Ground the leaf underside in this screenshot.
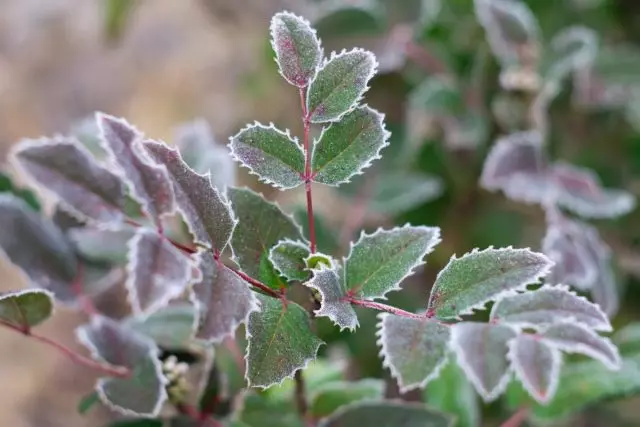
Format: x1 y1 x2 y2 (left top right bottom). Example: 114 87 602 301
305 265 358 331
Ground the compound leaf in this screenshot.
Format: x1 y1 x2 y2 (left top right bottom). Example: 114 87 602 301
270 11 323 88
126 229 193 317
307 49 377 123
11 137 126 223
143 140 236 250
68 226 134 265
124 303 196 350
377 313 450 392
191 252 260 343
229 123 304 190
76 316 167 417
541 321 621 369
269 240 311 282
97 114 175 224
246 294 323 388
310 379 384 418
304 265 358 331
311 106 389 186
490 284 611 332
318 401 453 427
0 195 78 303
228 187 303 288
427 247 552 320
0 289 54 329
509 334 561 404
345 225 441 300
451 322 516 401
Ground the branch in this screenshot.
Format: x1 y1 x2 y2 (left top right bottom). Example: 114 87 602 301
300 87 317 254
0 318 130 378
345 297 428 320
499 407 530 427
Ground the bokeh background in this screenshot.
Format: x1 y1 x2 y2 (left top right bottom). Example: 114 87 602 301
1 0 640 426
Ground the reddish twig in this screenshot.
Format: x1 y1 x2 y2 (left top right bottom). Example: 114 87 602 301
227 265 280 299
499 407 530 427
0 318 130 378
300 87 317 254
71 264 99 317
345 297 428 320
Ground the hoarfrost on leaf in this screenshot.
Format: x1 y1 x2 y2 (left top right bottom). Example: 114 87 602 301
509 333 561 404
304 264 358 331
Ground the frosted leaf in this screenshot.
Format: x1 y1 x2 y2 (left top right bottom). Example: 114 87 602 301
126 229 193 317
68 226 134 265
245 294 324 388
509 334 561 403
270 11 323 88
550 162 636 219
268 239 311 282
304 265 358 331
474 0 540 69
310 379 384 418
542 223 597 289
76 316 167 417
0 194 78 303
173 119 236 190
546 26 598 81
541 322 621 370
143 140 236 250
427 247 553 320
307 48 378 123
490 285 612 332
97 114 175 224
312 106 389 186
377 313 450 392
229 123 305 190
0 289 54 329
589 249 619 318
191 252 260 343
228 187 303 289
11 137 126 223
345 225 441 300
442 113 490 150
451 322 515 401
318 401 453 427
124 303 196 350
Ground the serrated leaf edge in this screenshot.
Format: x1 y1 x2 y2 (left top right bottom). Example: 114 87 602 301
489 283 613 332
507 333 562 404
541 224 598 289
305 263 359 332
227 121 305 191
306 47 379 124
344 224 442 301
75 316 169 417
268 238 312 280
311 104 391 187
375 312 450 393
428 246 554 319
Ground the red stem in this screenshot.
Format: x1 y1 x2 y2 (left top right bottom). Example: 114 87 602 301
228 265 280 299
499 407 530 427
300 87 317 254
345 297 429 320
0 319 130 378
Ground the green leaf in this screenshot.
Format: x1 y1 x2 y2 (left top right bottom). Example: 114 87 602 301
424 356 480 427
270 12 323 88
77 391 100 415
613 322 640 356
427 247 553 320
409 77 462 117
305 264 359 331
246 294 324 388
265 358 346 401
312 1 385 39
228 187 303 289
311 106 389 186
234 392 302 427
318 401 454 427
307 49 377 123
104 0 138 41
76 316 167 417
377 313 450 392
310 379 384 418
345 225 441 300
229 124 305 190
0 170 40 211
68 226 134 265
269 240 311 281
0 289 54 329
124 303 196 350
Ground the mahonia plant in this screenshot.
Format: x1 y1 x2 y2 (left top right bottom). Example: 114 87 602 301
0 9 625 427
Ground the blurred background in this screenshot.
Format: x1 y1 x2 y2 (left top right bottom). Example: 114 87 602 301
1 0 640 426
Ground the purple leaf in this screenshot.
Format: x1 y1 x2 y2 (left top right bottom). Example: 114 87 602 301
541 321 621 370
509 334 561 403
490 284 612 332
76 316 168 416
126 229 194 317
0 194 78 303
11 137 126 223
304 264 358 331
97 113 175 224
191 251 260 343
451 322 516 401
143 140 236 250
377 313 450 392
542 222 597 289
